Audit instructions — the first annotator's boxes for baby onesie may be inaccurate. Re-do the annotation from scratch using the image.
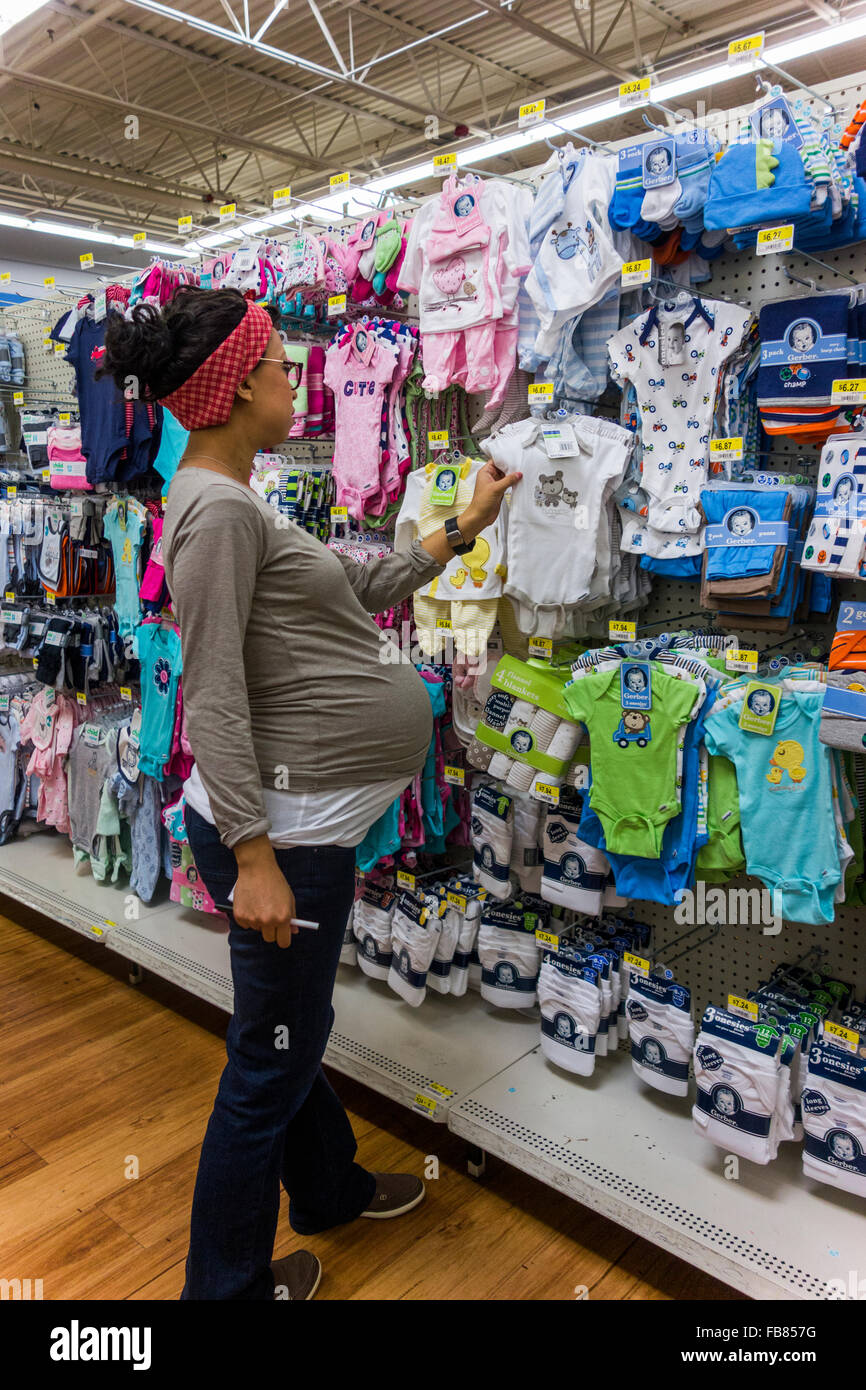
[703,690,840,924]
[324,325,398,522]
[563,662,699,858]
[608,294,753,549]
[482,413,634,636]
[103,496,147,638]
[134,621,182,780]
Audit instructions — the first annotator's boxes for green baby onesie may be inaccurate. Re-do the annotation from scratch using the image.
[564,664,699,858]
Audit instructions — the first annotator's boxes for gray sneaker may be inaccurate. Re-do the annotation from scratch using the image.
[271,1250,322,1300]
[360,1172,425,1219]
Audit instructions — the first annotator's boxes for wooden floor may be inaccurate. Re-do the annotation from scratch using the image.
[0,900,745,1302]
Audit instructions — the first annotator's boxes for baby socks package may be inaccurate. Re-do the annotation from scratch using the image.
[627,972,694,1098]
[427,891,461,996]
[353,882,396,981]
[445,881,484,997]
[802,1037,866,1198]
[802,437,866,578]
[819,670,866,753]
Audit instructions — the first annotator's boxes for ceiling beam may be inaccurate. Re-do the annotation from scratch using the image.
[45,2,418,137]
[0,63,316,164]
[350,0,536,88]
[628,0,687,35]
[0,141,205,213]
[468,0,635,81]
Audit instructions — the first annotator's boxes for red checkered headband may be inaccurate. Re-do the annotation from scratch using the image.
[160,300,273,430]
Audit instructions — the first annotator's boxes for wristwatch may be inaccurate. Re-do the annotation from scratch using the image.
[444,515,473,555]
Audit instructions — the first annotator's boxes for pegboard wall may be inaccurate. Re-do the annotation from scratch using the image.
[606,66,866,1023]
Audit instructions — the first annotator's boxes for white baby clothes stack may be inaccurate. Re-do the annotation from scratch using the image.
[478,898,543,1009]
[538,953,603,1077]
[353,882,396,981]
[626,973,694,1098]
[387,891,443,1007]
[692,1006,787,1165]
[801,1037,866,1198]
[472,783,514,898]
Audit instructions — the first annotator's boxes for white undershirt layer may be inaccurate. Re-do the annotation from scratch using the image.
[184,763,410,849]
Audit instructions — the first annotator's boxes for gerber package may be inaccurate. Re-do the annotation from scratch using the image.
[473,655,587,783]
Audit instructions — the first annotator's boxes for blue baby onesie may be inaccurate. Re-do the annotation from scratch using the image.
[703,690,839,925]
[134,622,182,780]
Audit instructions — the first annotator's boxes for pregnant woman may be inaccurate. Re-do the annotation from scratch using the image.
[101,287,520,1301]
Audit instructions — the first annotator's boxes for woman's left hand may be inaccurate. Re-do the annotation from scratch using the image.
[459,460,522,538]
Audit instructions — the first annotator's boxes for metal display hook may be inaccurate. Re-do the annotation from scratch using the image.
[789,248,859,287]
[758,59,838,115]
[653,919,724,975]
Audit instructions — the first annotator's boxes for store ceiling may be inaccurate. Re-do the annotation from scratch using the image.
[0,0,865,261]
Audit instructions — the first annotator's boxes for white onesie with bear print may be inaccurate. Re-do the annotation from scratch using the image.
[482,414,634,636]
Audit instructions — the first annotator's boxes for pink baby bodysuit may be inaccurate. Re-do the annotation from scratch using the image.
[139,515,166,605]
[19,689,77,832]
[324,325,398,521]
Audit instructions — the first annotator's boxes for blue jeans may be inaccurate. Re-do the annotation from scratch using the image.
[181,806,376,1300]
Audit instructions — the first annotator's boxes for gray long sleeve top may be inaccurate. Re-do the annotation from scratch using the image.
[163,468,445,848]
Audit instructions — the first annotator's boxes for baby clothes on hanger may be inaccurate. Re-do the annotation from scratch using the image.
[608,294,753,558]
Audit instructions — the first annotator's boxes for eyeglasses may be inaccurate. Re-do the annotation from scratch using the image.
[259,356,303,390]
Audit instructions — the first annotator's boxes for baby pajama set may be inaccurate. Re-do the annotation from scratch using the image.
[608,293,753,561]
[398,173,532,407]
[324,322,399,522]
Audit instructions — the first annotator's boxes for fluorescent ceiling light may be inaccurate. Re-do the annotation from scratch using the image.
[0,209,195,258]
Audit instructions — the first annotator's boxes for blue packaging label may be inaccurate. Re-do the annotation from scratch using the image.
[705,507,790,548]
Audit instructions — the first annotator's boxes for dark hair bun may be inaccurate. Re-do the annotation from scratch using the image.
[99,286,250,399]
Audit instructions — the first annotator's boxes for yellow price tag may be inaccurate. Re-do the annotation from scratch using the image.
[133,231,146,245]
[219,203,236,222]
[728,994,759,1020]
[728,32,764,63]
[43,276,55,288]
[518,99,546,127]
[756,224,794,253]
[709,436,744,460]
[528,637,553,658]
[447,891,467,910]
[413,1093,438,1116]
[428,1082,455,1098]
[330,506,348,523]
[327,294,347,316]
[273,186,292,206]
[0,272,10,283]
[443,765,465,786]
[609,620,636,640]
[427,430,449,447]
[59,412,71,425]
[397,870,416,890]
[76,690,87,706]
[433,152,457,170]
[621,258,651,286]
[6,486,15,499]
[120,686,133,701]
[12,391,23,405]
[79,253,94,268]
[624,952,650,977]
[177,215,192,233]
[528,383,554,402]
[619,76,651,106]
[536,929,560,948]
[436,616,453,630]
[823,1020,860,1053]
[4,591,13,603]
[41,469,50,482]
[725,648,758,672]
[533,782,560,805]
[330,171,350,190]
[831,378,866,405]
[54,343,65,355]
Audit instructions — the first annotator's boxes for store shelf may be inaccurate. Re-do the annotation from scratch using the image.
[107,906,233,1012]
[448,1046,866,1301]
[0,833,168,943]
